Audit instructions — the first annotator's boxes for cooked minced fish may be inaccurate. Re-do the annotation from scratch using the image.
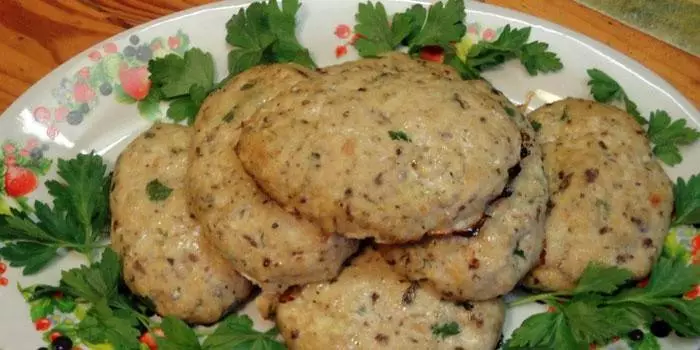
[187,64,358,291]
[237,54,522,243]
[523,98,674,291]
[276,249,505,350]
[110,124,253,324]
[381,81,548,300]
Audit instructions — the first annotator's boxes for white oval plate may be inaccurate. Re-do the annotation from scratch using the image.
[0,0,698,349]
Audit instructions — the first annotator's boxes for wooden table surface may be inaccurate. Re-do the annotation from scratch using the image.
[0,0,698,111]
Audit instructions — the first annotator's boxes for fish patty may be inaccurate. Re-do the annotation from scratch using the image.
[187,64,358,291]
[276,249,505,350]
[523,98,673,291]
[110,123,253,324]
[381,81,548,300]
[237,54,522,243]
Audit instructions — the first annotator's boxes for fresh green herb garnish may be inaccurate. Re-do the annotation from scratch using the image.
[646,110,700,166]
[431,321,461,339]
[146,179,173,202]
[672,174,700,226]
[76,299,142,350]
[0,153,111,274]
[388,130,412,142]
[226,0,315,75]
[157,314,285,350]
[513,248,526,258]
[354,0,465,57]
[586,68,645,125]
[148,48,216,125]
[201,314,285,349]
[504,255,700,349]
[353,1,562,79]
[530,120,542,132]
[587,69,700,166]
[459,25,562,78]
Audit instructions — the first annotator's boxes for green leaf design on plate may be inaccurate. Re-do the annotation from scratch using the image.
[102,54,124,81]
[30,298,54,322]
[114,85,137,104]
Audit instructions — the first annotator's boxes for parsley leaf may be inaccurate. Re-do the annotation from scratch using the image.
[149,49,215,98]
[647,110,700,166]
[353,0,465,56]
[388,130,411,142]
[431,321,461,339]
[147,179,173,202]
[564,302,640,344]
[226,0,315,75]
[157,316,202,350]
[201,314,285,350]
[519,41,563,75]
[504,311,585,350]
[76,300,142,350]
[0,153,111,274]
[586,68,646,125]
[265,0,315,68]
[354,2,401,57]
[672,174,700,226]
[506,255,700,348]
[148,48,215,125]
[60,248,121,303]
[408,0,466,50]
[572,263,633,294]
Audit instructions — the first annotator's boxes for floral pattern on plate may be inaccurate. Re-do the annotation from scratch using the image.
[1,138,52,214]
[34,30,191,129]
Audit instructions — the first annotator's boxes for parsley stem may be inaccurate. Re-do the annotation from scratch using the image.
[507,291,569,307]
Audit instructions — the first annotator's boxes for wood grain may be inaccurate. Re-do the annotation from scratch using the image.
[0,0,698,112]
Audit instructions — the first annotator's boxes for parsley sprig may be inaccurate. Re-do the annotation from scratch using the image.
[673,174,700,226]
[147,0,314,125]
[147,48,215,125]
[455,25,562,78]
[587,68,645,124]
[226,0,316,75]
[157,314,285,350]
[504,255,700,349]
[587,69,700,166]
[353,0,562,78]
[354,0,465,57]
[0,153,111,274]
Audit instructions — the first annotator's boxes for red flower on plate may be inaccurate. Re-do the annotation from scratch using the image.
[54,106,69,122]
[34,318,51,332]
[103,42,118,53]
[335,24,351,39]
[78,67,90,80]
[2,143,15,154]
[168,36,181,50]
[73,83,96,103]
[119,66,151,100]
[335,45,348,58]
[482,28,496,41]
[4,166,38,198]
[33,106,51,124]
[88,50,102,61]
